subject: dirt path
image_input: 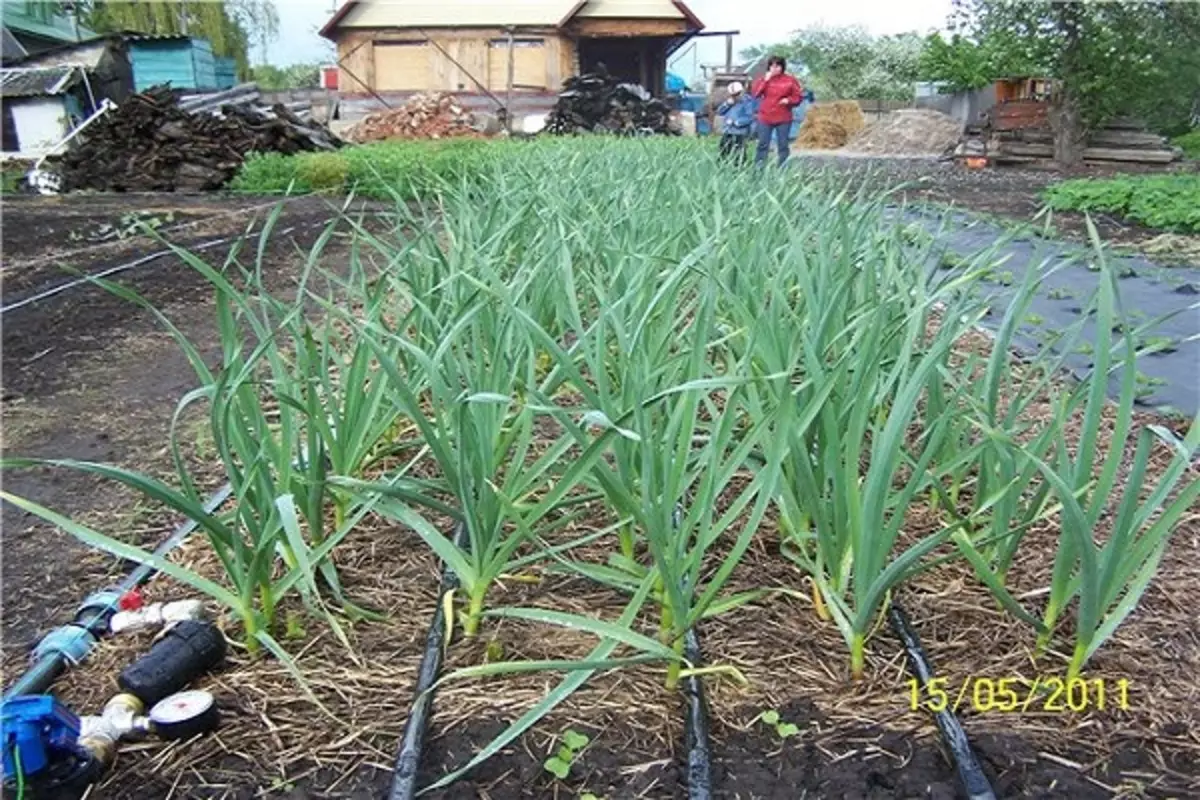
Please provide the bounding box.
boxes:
[0,193,377,656]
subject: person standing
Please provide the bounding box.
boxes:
[716,81,755,163]
[750,56,804,167]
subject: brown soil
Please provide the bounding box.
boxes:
[2,192,1197,800]
[807,156,1200,260]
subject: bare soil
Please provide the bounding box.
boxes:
[802,155,1200,261]
[1,190,1197,800]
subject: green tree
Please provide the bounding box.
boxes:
[743,25,922,101]
[945,0,1200,164]
[250,62,321,91]
[79,0,278,78]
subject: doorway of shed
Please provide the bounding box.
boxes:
[578,37,668,95]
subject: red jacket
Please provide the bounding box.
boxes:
[751,73,803,126]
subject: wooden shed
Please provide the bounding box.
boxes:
[319,0,704,104]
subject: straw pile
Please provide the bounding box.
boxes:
[795,101,866,149]
[845,109,964,155]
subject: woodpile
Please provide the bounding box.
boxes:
[544,72,677,135]
[344,93,479,142]
[986,103,1183,166]
[48,86,343,192]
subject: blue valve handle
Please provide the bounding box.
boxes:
[1,696,81,782]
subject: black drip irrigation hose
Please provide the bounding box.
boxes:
[3,482,233,701]
[682,625,713,800]
[674,504,713,800]
[387,521,470,800]
[889,603,997,800]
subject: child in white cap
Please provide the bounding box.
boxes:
[716,81,756,163]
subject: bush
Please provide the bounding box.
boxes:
[1172,130,1200,160]
[1043,174,1200,233]
[296,152,351,191]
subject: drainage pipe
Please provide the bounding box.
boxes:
[2,483,233,701]
[388,521,470,800]
[889,603,997,800]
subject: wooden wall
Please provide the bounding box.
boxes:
[335,28,577,95]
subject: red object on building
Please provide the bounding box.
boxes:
[321,66,339,90]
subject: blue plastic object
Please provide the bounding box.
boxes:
[1,696,81,782]
[666,71,688,94]
[31,625,96,666]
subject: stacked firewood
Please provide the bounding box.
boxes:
[49,86,343,192]
[545,73,677,136]
[344,93,478,142]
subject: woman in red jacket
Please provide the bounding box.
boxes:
[750,55,804,167]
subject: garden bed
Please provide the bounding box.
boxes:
[3,140,1197,800]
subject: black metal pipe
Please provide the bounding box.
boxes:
[889,603,997,800]
[3,483,233,700]
[388,521,470,800]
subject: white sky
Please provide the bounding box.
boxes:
[264,1,955,72]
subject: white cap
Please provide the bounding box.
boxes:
[727,81,744,95]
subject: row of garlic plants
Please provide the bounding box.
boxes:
[4,138,1196,699]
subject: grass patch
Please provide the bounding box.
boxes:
[1043,174,1200,233]
[1172,130,1200,159]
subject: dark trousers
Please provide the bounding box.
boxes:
[719,132,749,163]
[755,121,791,166]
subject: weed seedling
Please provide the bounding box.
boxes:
[1025,313,1045,326]
[758,709,801,739]
[544,729,590,780]
[1047,287,1073,300]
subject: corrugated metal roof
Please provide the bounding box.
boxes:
[0,65,78,98]
[11,38,111,69]
[321,0,701,35]
[2,26,29,61]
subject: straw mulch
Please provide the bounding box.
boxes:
[795,101,867,150]
[32,329,1200,798]
[845,108,965,156]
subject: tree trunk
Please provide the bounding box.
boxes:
[1050,92,1086,167]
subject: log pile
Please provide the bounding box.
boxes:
[985,102,1182,166]
[544,73,677,136]
[344,93,478,142]
[48,85,343,193]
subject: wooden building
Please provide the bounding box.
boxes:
[319,0,704,103]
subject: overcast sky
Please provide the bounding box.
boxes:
[265,0,956,74]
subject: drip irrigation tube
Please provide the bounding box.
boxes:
[682,625,712,800]
[2,483,233,701]
[674,504,712,800]
[0,228,300,316]
[388,522,470,800]
[889,604,997,800]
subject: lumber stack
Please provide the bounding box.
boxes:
[48,85,343,192]
[544,72,677,136]
[986,101,1182,166]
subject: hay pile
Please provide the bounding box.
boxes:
[845,109,964,155]
[795,101,866,149]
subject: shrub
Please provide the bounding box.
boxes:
[295,152,350,191]
[1043,174,1200,233]
[1172,130,1200,160]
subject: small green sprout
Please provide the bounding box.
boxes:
[1073,342,1095,356]
[1138,336,1178,354]
[544,729,590,780]
[1025,313,1045,326]
[996,271,1015,286]
[759,709,801,739]
[1047,287,1073,300]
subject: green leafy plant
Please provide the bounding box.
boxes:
[758,709,801,739]
[1044,175,1200,233]
[543,729,590,780]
